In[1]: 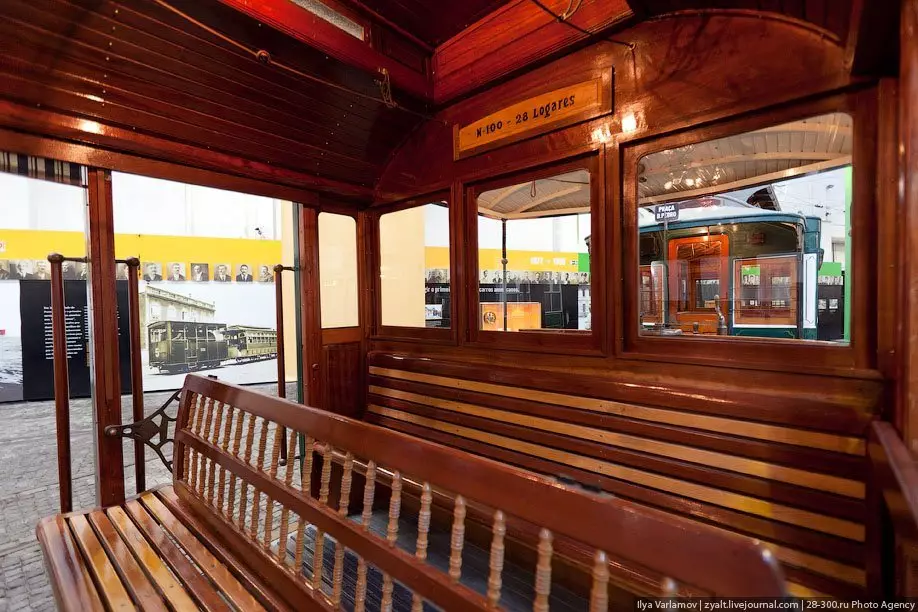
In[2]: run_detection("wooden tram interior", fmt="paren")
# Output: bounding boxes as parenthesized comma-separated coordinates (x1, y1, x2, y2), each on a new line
(4, 0, 917, 607)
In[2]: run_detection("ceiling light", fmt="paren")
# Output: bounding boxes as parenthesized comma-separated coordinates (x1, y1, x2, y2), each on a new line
(621, 112, 637, 133)
(664, 181, 673, 190)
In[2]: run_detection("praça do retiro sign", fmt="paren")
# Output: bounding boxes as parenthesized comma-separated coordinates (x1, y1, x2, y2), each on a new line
(454, 79, 608, 158)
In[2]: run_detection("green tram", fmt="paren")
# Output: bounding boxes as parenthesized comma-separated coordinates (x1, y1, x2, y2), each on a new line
(638, 196, 823, 340)
(148, 321, 277, 373)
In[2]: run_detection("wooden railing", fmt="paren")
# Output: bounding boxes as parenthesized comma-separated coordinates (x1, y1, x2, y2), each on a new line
(868, 421, 918, 596)
(175, 374, 786, 610)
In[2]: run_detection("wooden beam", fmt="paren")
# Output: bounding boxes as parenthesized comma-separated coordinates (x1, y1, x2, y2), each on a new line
(0, 98, 372, 200)
(638, 156, 852, 204)
(433, 0, 632, 104)
(86, 168, 126, 508)
(214, 0, 432, 100)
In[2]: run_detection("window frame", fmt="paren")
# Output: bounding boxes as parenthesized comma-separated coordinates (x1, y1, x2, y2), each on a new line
(465, 154, 605, 355)
(369, 191, 457, 344)
(621, 91, 874, 372)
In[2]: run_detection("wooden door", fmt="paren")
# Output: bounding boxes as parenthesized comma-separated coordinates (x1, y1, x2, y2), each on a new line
(299, 207, 365, 417)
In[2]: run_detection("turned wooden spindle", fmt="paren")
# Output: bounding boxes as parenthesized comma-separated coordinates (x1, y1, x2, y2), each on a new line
(262, 424, 284, 549)
(206, 403, 224, 504)
(533, 528, 554, 612)
(216, 405, 234, 513)
(238, 413, 258, 529)
(250, 419, 270, 539)
(312, 443, 333, 591)
(387, 472, 402, 544)
(411, 483, 433, 612)
(449, 496, 466, 582)
(189, 395, 206, 488)
(360, 461, 376, 530)
(226, 410, 245, 520)
(184, 392, 198, 428)
(590, 550, 609, 612)
(381, 471, 402, 612)
(276, 428, 299, 566)
(198, 398, 215, 492)
(294, 437, 316, 575)
(332, 452, 354, 607)
(487, 510, 506, 607)
(354, 557, 368, 612)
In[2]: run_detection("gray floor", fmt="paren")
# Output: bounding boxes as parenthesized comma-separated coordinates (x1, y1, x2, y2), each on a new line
(0, 383, 294, 612)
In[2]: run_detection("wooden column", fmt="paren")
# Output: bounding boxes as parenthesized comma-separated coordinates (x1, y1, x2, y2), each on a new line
(86, 168, 126, 507)
(299, 205, 323, 407)
(902, 0, 918, 452)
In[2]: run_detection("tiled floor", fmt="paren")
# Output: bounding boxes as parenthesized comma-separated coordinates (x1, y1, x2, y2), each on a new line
(0, 383, 293, 611)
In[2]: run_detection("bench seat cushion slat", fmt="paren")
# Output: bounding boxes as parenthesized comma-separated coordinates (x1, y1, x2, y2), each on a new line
(36, 515, 106, 612)
(68, 514, 136, 611)
(152, 486, 298, 612)
(86, 510, 169, 612)
(139, 491, 268, 612)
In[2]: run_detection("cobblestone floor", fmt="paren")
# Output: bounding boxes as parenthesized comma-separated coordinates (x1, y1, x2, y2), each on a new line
(0, 383, 293, 612)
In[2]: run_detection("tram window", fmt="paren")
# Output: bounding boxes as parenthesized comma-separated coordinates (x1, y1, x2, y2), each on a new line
(636, 112, 852, 343)
(379, 201, 450, 329)
(475, 168, 592, 334)
(319, 213, 359, 329)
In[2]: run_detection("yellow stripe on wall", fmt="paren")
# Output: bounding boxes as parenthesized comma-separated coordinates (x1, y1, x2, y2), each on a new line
(369, 367, 865, 455)
(368, 405, 865, 542)
(369, 386, 864, 498)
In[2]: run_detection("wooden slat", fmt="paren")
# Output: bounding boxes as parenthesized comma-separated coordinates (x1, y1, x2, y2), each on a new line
(368, 404, 864, 541)
(68, 515, 134, 611)
(123, 499, 233, 612)
(154, 487, 295, 612)
(369, 384, 864, 497)
(86, 511, 167, 611)
(140, 492, 268, 612)
(369, 367, 865, 454)
(106, 506, 200, 611)
(36, 516, 106, 612)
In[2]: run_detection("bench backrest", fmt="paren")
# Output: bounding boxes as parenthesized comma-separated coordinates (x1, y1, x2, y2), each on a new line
(173, 374, 785, 610)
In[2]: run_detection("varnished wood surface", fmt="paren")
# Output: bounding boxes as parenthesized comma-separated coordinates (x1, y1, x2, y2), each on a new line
(367, 354, 872, 597)
(37, 486, 286, 612)
(176, 374, 786, 597)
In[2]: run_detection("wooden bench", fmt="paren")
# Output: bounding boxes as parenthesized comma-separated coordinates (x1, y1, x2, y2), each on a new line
(38, 374, 787, 611)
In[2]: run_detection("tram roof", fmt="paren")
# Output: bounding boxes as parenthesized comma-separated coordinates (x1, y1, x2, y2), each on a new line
(638, 197, 811, 231)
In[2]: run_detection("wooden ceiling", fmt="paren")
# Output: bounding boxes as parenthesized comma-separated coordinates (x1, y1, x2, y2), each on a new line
(350, 0, 515, 47)
(0, 0, 426, 199)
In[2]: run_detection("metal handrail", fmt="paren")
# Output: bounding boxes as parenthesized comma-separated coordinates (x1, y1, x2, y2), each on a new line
(116, 257, 145, 492)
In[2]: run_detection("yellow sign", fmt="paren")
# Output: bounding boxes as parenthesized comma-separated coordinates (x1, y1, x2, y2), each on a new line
(455, 80, 602, 157)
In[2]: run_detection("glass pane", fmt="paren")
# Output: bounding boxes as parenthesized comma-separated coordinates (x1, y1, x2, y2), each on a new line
(319, 212, 358, 328)
(112, 172, 296, 395)
(379, 201, 450, 328)
(636, 112, 852, 343)
(476, 169, 592, 333)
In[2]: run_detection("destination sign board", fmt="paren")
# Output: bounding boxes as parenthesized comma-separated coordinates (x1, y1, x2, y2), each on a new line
(454, 79, 608, 159)
(654, 203, 680, 222)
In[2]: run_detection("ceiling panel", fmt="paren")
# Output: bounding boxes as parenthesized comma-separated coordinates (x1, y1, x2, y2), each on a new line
(0, 0, 426, 195)
(348, 0, 516, 46)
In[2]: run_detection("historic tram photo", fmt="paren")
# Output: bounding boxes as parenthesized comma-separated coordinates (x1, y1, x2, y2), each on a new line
(148, 320, 278, 374)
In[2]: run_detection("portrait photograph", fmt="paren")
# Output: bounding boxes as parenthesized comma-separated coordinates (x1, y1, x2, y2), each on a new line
(115, 262, 129, 281)
(213, 263, 232, 282)
(142, 262, 163, 282)
(0, 260, 10, 281)
(235, 263, 253, 283)
(190, 263, 210, 282)
(257, 264, 274, 283)
(61, 260, 79, 280)
(11, 260, 34, 280)
(32, 259, 52, 281)
(166, 262, 186, 282)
